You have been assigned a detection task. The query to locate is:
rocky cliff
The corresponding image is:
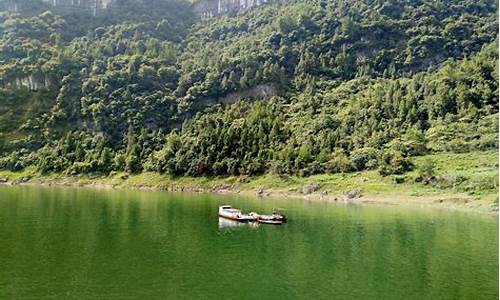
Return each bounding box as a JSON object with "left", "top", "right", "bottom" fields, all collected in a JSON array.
[
  {"left": 193, "top": 0, "right": 278, "bottom": 19},
  {"left": 1, "top": 0, "right": 113, "bottom": 15}
]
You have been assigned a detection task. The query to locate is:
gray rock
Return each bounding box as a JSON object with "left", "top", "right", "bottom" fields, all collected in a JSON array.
[
  {"left": 346, "top": 189, "right": 363, "bottom": 199},
  {"left": 303, "top": 183, "right": 320, "bottom": 194},
  {"left": 0, "top": 176, "right": 8, "bottom": 183},
  {"left": 20, "top": 176, "right": 31, "bottom": 183},
  {"left": 212, "top": 184, "right": 232, "bottom": 193}
]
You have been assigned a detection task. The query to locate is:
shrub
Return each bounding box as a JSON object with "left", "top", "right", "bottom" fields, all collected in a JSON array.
[
  {"left": 417, "top": 158, "right": 436, "bottom": 184},
  {"left": 113, "top": 153, "right": 126, "bottom": 171},
  {"left": 67, "top": 162, "right": 93, "bottom": 175},
  {"left": 349, "top": 147, "right": 379, "bottom": 171},
  {"left": 0, "top": 151, "right": 24, "bottom": 171},
  {"left": 447, "top": 138, "right": 470, "bottom": 153},
  {"left": 392, "top": 175, "right": 406, "bottom": 184},
  {"left": 476, "top": 133, "right": 498, "bottom": 150},
  {"left": 464, "top": 175, "right": 499, "bottom": 194},
  {"left": 325, "top": 149, "right": 351, "bottom": 174},
  {"left": 401, "top": 127, "right": 427, "bottom": 156},
  {"left": 378, "top": 149, "right": 413, "bottom": 176}
]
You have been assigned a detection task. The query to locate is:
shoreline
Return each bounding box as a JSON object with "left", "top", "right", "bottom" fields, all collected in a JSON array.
[{"left": 0, "top": 169, "right": 498, "bottom": 215}]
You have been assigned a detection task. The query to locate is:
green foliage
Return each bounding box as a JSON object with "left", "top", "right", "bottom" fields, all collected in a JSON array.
[
  {"left": 0, "top": 0, "right": 498, "bottom": 179},
  {"left": 378, "top": 149, "right": 413, "bottom": 176},
  {"left": 0, "top": 150, "right": 24, "bottom": 171},
  {"left": 417, "top": 158, "right": 436, "bottom": 184},
  {"left": 349, "top": 147, "right": 379, "bottom": 171},
  {"left": 325, "top": 149, "right": 351, "bottom": 174}
]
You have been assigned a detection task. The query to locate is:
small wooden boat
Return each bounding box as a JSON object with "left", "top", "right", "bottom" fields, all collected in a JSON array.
[
  {"left": 250, "top": 211, "right": 288, "bottom": 225},
  {"left": 218, "top": 205, "right": 256, "bottom": 222},
  {"left": 257, "top": 218, "right": 283, "bottom": 225}
]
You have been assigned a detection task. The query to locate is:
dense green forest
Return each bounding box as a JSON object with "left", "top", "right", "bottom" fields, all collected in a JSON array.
[{"left": 0, "top": 0, "right": 498, "bottom": 179}]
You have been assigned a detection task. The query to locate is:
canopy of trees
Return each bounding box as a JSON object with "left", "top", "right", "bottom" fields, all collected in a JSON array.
[{"left": 0, "top": 0, "right": 498, "bottom": 177}]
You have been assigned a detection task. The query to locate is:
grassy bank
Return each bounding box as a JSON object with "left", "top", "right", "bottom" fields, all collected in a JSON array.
[{"left": 0, "top": 150, "right": 498, "bottom": 213}]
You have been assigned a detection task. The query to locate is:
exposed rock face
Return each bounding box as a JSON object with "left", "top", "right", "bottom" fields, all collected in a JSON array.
[
  {"left": 303, "top": 183, "right": 320, "bottom": 194},
  {"left": 1, "top": 1, "right": 18, "bottom": 12},
  {"left": 1, "top": 0, "right": 113, "bottom": 16},
  {"left": 2, "top": 75, "right": 54, "bottom": 91},
  {"left": 346, "top": 189, "right": 363, "bottom": 199},
  {"left": 193, "top": 0, "right": 282, "bottom": 19},
  {"left": 211, "top": 184, "right": 233, "bottom": 193},
  {"left": 45, "top": 0, "right": 113, "bottom": 16},
  {"left": 193, "top": 84, "right": 277, "bottom": 115},
  {"left": 218, "top": 84, "right": 276, "bottom": 105}
]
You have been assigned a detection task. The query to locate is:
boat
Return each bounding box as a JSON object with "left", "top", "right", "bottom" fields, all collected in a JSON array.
[
  {"left": 218, "top": 205, "right": 257, "bottom": 222},
  {"left": 257, "top": 218, "right": 283, "bottom": 225},
  {"left": 249, "top": 211, "right": 288, "bottom": 225}
]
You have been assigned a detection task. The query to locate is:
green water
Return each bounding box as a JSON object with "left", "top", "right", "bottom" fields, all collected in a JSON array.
[{"left": 0, "top": 185, "right": 497, "bottom": 300}]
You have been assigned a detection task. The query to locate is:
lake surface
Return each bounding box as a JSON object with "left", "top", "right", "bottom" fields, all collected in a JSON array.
[{"left": 0, "top": 185, "right": 497, "bottom": 299}]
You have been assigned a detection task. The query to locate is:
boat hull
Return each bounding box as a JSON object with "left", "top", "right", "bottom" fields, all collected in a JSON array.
[
  {"left": 258, "top": 219, "right": 283, "bottom": 225},
  {"left": 218, "top": 213, "right": 256, "bottom": 222},
  {"left": 256, "top": 214, "right": 287, "bottom": 223},
  {"left": 218, "top": 205, "right": 285, "bottom": 224}
]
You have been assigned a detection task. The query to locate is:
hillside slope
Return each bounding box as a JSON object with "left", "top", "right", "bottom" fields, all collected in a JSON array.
[{"left": 0, "top": 0, "right": 497, "bottom": 197}]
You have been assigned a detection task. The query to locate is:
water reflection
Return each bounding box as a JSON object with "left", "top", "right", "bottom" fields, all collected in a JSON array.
[
  {"left": 218, "top": 217, "right": 259, "bottom": 229},
  {"left": 0, "top": 185, "right": 497, "bottom": 300}
]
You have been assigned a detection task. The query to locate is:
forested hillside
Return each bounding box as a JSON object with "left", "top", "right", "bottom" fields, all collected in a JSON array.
[{"left": 0, "top": 0, "right": 498, "bottom": 179}]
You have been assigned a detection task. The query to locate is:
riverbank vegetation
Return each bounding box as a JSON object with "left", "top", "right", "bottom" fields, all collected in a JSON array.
[
  {"left": 0, "top": 0, "right": 498, "bottom": 209},
  {"left": 1, "top": 150, "right": 497, "bottom": 212}
]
